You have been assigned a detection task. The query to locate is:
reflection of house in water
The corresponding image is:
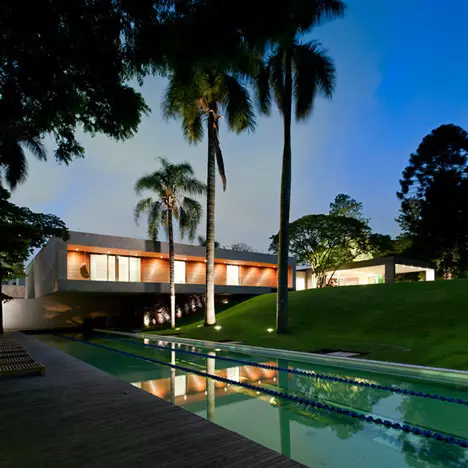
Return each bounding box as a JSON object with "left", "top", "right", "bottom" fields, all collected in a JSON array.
[{"left": 131, "top": 362, "right": 278, "bottom": 406}]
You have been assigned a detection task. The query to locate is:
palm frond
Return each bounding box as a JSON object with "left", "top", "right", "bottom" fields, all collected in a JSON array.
[
  {"left": 268, "top": 48, "right": 285, "bottom": 114},
  {"left": 180, "top": 175, "right": 206, "bottom": 196},
  {"left": 182, "top": 111, "right": 204, "bottom": 143},
  {"left": 147, "top": 201, "right": 163, "bottom": 242},
  {"left": 134, "top": 172, "right": 164, "bottom": 195},
  {"left": 222, "top": 74, "right": 256, "bottom": 133},
  {"left": 255, "top": 60, "right": 272, "bottom": 115},
  {"left": 293, "top": 41, "right": 336, "bottom": 121},
  {"left": 179, "top": 197, "right": 203, "bottom": 241},
  {"left": 213, "top": 130, "right": 227, "bottom": 191},
  {"left": 23, "top": 137, "right": 47, "bottom": 161},
  {"left": 134, "top": 197, "right": 154, "bottom": 225},
  {"left": 0, "top": 140, "right": 28, "bottom": 189}
]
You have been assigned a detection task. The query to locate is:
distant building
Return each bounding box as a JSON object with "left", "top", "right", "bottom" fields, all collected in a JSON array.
[{"left": 296, "top": 256, "right": 435, "bottom": 290}]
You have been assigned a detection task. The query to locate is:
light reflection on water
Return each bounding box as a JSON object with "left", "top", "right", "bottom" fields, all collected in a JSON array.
[
  {"left": 40, "top": 335, "right": 468, "bottom": 468},
  {"left": 130, "top": 353, "right": 468, "bottom": 468}
]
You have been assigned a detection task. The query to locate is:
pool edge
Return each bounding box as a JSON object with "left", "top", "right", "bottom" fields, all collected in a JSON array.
[{"left": 94, "top": 328, "right": 468, "bottom": 387}]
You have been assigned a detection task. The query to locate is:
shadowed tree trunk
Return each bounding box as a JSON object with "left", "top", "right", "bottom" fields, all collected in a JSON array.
[
  {"left": 168, "top": 208, "right": 176, "bottom": 329},
  {"left": 277, "top": 49, "right": 293, "bottom": 334},
  {"left": 205, "top": 106, "right": 217, "bottom": 326},
  {"left": 0, "top": 265, "right": 4, "bottom": 335}
]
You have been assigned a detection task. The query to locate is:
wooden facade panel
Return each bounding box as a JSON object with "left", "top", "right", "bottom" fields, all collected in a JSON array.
[
  {"left": 67, "top": 251, "right": 290, "bottom": 287},
  {"left": 240, "top": 266, "right": 276, "bottom": 287},
  {"left": 213, "top": 264, "right": 227, "bottom": 285},
  {"left": 67, "top": 252, "right": 90, "bottom": 280},
  {"left": 141, "top": 258, "right": 169, "bottom": 283},
  {"left": 186, "top": 262, "right": 206, "bottom": 285}
]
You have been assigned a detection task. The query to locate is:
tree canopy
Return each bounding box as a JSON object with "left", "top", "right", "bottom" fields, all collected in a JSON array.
[
  {"left": 329, "top": 193, "right": 367, "bottom": 222},
  {"left": 269, "top": 214, "right": 371, "bottom": 287},
  {"left": 397, "top": 124, "right": 468, "bottom": 277},
  {"left": 0, "top": 0, "right": 160, "bottom": 188}
]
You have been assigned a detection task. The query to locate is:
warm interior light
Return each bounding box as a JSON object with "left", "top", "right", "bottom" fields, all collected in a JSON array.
[
  {"left": 75, "top": 248, "right": 78, "bottom": 251},
  {"left": 107, "top": 251, "right": 110, "bottom": 254},
  {"left": 184, "top": 258, "right": 186, "bottom": 260}
]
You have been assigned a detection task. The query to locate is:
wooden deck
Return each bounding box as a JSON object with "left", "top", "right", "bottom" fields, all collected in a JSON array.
[{"left": 0, "top": 333, "right": 301, "bottom": 468}]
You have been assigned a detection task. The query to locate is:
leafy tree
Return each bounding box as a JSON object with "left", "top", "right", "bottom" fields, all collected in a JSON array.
[
  {"left": 257, "top": 1, "right": 345, "bottom": 332},
  {"left": 0, "top": 187, "right": 68, "bottom": 333},
  {"left": 230, "top": 243, "right": 256, "bottom": 252},
  {"left": 329, "top": 194, "right": 367, "bottom": 222},
  {"left": 163, "top": 68, "right": 255, "bottom": 326},
  {"left": 134, "top": 157, "right": 206, "bottom": 329},
  {"left": 397, "top": 124, "right": 468, "bottom": 278},
  {"left": 269, "top": 214, "right": 370, "bottom": 288},
  {"left": 0, "top": 0, "right": 159, "bottom": 189}
]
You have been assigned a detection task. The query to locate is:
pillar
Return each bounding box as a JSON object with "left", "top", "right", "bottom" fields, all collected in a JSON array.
[{"left": 384, "top": 260, "right": 396, "bottom": 284}]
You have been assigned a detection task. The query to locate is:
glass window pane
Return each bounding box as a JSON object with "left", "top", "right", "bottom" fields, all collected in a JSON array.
[
  {"left": 118, "top": 256, "right": 129, "bottom": 282},
  {"left": 174, "top": 261, "right": 186, "bottom": 284},
  {"left": 90, "top": 254, "right": 107, "bottom": 281},
  {"left": 226, "top": 265, "right": 239, "bottom": 285},
  {"left": 108, "top": 256, "right": 116, "bottom": 281},
  {"left": 129, "top": 257, "right": 141, "bottom": 282}
]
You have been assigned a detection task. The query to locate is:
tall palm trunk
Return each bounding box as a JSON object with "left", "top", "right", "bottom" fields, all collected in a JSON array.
[
  {"left": 168, "top": 209, "right": 176, "bottom": 329},
  {"left": 277, "top": 48, "right": 293, "bottom": 334},
  {"left": 205, "top": 106, "right": 217, "bottom": 326}
]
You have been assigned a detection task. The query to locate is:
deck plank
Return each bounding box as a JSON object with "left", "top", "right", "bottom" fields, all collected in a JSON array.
[{"left": 0, "top": 333, "right": 303, "bottom": 468}]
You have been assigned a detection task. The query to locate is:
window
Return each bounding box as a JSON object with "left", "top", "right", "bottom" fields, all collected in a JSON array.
[
  {"left": 90, "top": 254, "right": 108, "bottom": 281},
  {"left": 129, "top": 257, "right": 141, "bottom": 282},
  {"left": 174, "top": 261, "right": 186, "bottom": 284},
  {"left": 118, "top": 256, "right": 129, "bottom": 282},
  {"left": 89, "top": 253, "right": 141, "bottom": 282},
  {"left": 108, "top": 256, "right": 116, "bottom": 281},
  {"left": 226, "top": 265, "right": 239, "bottom": 285}
]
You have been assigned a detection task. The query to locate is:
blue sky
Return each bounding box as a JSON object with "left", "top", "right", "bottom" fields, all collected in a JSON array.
[{"left": 11, "top": 0, "right": 468, "bottom": 252}]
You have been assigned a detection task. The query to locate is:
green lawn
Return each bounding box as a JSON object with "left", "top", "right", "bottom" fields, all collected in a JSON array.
[{"left": 152, "top": 280, "right": 468, "bottom": 371}]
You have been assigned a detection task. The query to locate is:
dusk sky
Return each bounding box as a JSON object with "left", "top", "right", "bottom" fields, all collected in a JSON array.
[{"left": 11, "top": 0, "right": 468, "bottom": 252}]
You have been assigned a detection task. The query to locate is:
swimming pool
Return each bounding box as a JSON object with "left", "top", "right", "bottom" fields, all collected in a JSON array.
[{"left": 38, "top": 333, "right": 468, "bottom": 468}]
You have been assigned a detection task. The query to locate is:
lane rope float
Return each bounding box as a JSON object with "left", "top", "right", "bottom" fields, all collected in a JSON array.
[
  {"left": 95, "top": 332, "right": 468, "bottom": 407},
  {"left": 56, "top": 334, "right": 468, "bottom": 449}
]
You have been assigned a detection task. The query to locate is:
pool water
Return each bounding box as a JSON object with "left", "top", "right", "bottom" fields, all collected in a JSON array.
[{"left": 38, "top": 334, "right": 468, "bottom": 468}]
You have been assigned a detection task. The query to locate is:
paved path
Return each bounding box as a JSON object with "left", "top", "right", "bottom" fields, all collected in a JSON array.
[{"left": 0, "top": 333, "right": 301, "bottom": 468}]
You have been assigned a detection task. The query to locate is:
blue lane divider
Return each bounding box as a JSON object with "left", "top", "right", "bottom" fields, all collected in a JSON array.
[
  {"left": 56, "top": 334, "right": 468, "bottom": 449},
  {"left": 95, "top": 332, "right": 468, "bottom": 407}
]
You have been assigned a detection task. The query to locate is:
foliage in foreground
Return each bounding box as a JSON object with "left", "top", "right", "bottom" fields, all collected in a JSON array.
[{"left": 0, "top": 187, "right": 68, "bottom": 332}]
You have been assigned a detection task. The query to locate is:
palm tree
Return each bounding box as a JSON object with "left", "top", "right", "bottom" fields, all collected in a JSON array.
[
  {"left": 134, "top": 157, "right": 206, "bottom": 329},
  {"left": 257, "top": 1, "right": 345, "bottom": 333},
  {"left": 163, "top": 69, "right": 255, "bottom": 326},
  {"left": 0, "top": 133, "right": 46, "bottom": 189}
]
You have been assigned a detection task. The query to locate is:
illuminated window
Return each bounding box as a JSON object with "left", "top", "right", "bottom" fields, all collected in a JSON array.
[
  {"left": 174, "top": 261, "right": 186, "bottom": 284},
  {"left": 108, "top": 256, "right": 116, "bottom": 281},
  {"left": 90, "top": 254, "right": 108, "bottom": 281},
  {"left": 118, "top": 256, "right": 129, "bottom": 282},
  {"left": 174, "top": 375, "right": 187, "bottom": 397},
  {"left": 129, "top": 257, "right": 141, "bottom": 281},
  {"left": 226, "top": 265, "right": 239, "bottom": 285}
]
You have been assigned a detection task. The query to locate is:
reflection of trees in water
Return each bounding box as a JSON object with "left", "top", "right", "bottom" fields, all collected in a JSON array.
[
  {"left": 399, "top": 435, "right": 467, "bottom": 468},
  {"left": 398, "top": 397, "right": 468, "bottom": 468},
  {"left": 290, "top": 372, "right": 388, "bottom": 439}
]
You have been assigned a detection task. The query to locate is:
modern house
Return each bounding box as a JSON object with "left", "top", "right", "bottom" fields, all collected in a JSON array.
[
  {"left": 4, "top": 232, "right": 295, "bottom": 330},
  {"left": 296, "top": 256, "right": 435, "bottom": 290}
]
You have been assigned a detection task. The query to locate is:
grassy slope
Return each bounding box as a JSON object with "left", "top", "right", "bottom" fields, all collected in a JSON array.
[{"left": 153, "top": 280, "right": 468, "bottom": 370}]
